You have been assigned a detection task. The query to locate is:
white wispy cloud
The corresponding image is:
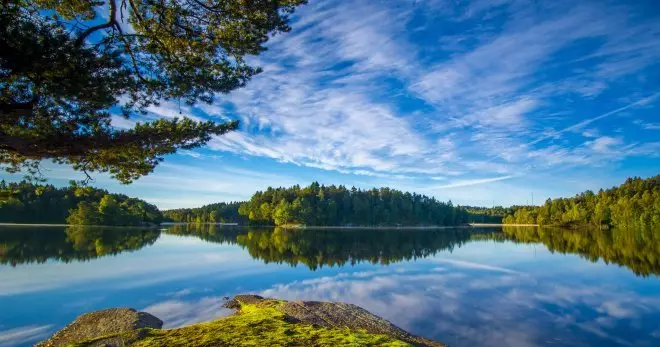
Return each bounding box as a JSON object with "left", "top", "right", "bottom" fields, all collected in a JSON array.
[
  {"left": 633, "top": 119, "right": 660, "bottom": 130},
  {"left": 586, "top": 136, "right": 624, "bottom": 154},
  {"left": 429, "top": 258, "right": 523, "bottom": 274},
  {"left": 426, "top": 175, "right": 516, "bottom": 190},
  {"left": 177, "top": 1, "right": 462, "bottom": 177},
  {"left": 530, "top": 92, "right": 660, "bottom": 146},
  {"left": 110, "top": 115, "right": 137, "bottom": 129},
  {"left": 193, "top": 0, "right": 659, "bottom": 182},
  {"left": 257, "top": 257, "right": 660, "bottom": 347},
  {"left": 28, "top": 0, "right": 660, "bottom": 206}
]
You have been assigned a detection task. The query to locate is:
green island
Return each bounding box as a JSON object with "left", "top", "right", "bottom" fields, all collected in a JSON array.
[{"left": 164, "top": 182, "right": 471, "bottom": 226}]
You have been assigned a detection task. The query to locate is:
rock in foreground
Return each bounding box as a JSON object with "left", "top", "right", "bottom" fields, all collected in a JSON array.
[
  {"left": 36, "top": 308, "right": 162, "bottom": 347},
  {"left": 226, "top": 295, "right": 444, "bottom": 346},
  {"left": 39, "top": 295, "right": 445, "bottom": 346}
]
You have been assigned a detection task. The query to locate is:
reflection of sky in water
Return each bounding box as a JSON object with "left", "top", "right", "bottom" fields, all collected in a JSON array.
[{"left": 1, "top": 232, "right": 660, "bottom": 346}]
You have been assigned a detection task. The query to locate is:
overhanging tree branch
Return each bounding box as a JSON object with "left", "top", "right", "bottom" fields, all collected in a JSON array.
[
  {"left": 1, "top": 0, "right": 307, "bottom": 183},
  {"left": 75, "top": 0, "right": 118, "bottom": 46}
]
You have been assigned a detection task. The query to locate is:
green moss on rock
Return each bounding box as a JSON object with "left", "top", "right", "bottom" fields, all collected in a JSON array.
[
  {"left": 48, "top": 295, "right": 445, "bottom": 347},
  {"left": 134, "top": 302, "right": 409, "bottom": 347}
]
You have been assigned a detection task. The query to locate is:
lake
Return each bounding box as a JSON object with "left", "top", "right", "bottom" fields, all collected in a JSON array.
[{"left": 1, "top": 225, "right": 659, "bottom": 346}]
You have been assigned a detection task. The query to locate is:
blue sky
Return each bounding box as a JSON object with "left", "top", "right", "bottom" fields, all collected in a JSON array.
[{"left": 4, "top": 0, "right": 660, "bottom": 208}]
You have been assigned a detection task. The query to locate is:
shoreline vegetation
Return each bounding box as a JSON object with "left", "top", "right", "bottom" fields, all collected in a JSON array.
[
  {"left": 0, "top": 222, "right": 538, "bottom": 229},
  {"left": 0, "top": 181, "right": 162, "bottom": 226},
  {"left": 1, "top": 175, "right": 657, "bottom": 229},
  {"left": 0, "top": 222, "right": 539, "bottom": 230},
  {"left": 37, "top": 295, "right": 445, "bottom": 347},
  {"left": 501, "top": 175, "right": 659, "bottom": 230},
  {"left": 165, "top": 182, "right": 471, "bottom": 227}
]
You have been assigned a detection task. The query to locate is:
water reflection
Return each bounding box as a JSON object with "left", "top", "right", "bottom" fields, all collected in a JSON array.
[
  {"left": 1, "top": 225, "right": 659, "bottom": 346},
  {"left": 165, "top": 224, "right": 660, "bottom": 277},
  {"left": 165, "top": 224, "right": 498, "bottom": 269},
  {"left": 257, "top": 263, "right": 660, "bottom": 347},
  {"left": 0, "top": 226, "right": 160, "bottom": 266},
  {"left": 501, "top": 226, "right": 660, "bottom": 277},
  {"left": 2, "top": 224, "right": 659, "bottom": 277}
]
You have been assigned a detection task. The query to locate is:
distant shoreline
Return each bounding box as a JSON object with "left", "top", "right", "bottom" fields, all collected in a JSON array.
[
  {"left": 283, "top": 223, "right": 538, "bottom": 229},
  {"left": 469, "top": 223, "right": 538, "bottom": 227},
  {"left": 0, "top": 223, "right": 70, "bottom": 227},
  {"left": 285, "top": 225, "right": 469, "bottom": 230},
  {"left": 0, "top": 223, "right": 159, "bottom": 228},
  {"left": 0, "top": 222, "right": 538, "bottom": 229}
]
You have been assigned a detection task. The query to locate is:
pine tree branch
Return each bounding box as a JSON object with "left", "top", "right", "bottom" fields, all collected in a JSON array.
[{"left": 75, "top": 0, "right": 118, "bottom": 46}]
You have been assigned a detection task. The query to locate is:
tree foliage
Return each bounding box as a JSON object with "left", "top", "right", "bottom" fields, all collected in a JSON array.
[
  {"left": 238, "top": 182, "right": 470, "bottom": 226},
  {"left": 163, "top": 201, "right": 246, "bottom": 224},
  {"left": 502, "top": 175, "right": 660, "bottom": 229},
  {"left": 0, "top": 180, "right": 162, "bottom": 225},
  {"left": 463, "top": 206, "right": 515, "bottom": 223},
  {"left": 0, "top": 0, "right": 305, "bottom": 182}
]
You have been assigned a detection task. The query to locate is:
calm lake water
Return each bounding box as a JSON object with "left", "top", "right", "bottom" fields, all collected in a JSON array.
[{"left": 1, "top": 225, "right": 659, "bottom": 346}]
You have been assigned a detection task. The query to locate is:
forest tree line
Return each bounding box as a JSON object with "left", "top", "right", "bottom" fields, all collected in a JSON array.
[
  {"left": 463, "top": 206, "right": 518, "bottom": 224},
  {"left": 163, "top": 202, "right": 246, "bottom": 224},
  {"left": 0, "top": 181, "right": 162, "bottom": 226},
  {"left": 236, "top": 182, "right": 470, "bottom": 226},
  {"left": 502, "top": 175, "right": 660, "bottom": 229},
  {"left": 162, "top": 192, "right": 521, "bottom": 226},
  {"left": 3, "top": 176, "right": 657, "bottom": 228}
]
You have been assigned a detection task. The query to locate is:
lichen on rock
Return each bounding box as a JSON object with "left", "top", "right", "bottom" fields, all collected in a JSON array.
[
  {"left": 224, "top": 295, "right": 445, "bottom": 347},
  {"left": 36, "top": 308, "right": 162, "bottom": 347},
  {"left": 39, "top": 295, "right": 446, "bottom": 347}
]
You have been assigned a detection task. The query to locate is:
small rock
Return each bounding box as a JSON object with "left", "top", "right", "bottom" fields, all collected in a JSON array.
[
  {"left": 37, "top": 308, "right": 162, "bottom": 347},
  {"left": 223, "top": 294, "right": 265, "bottom": 309}
]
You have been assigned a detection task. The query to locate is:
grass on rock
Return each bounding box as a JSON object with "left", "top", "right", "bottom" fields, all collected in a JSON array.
[{"left": 70, "top": 299, "right": 411, "bottom": 347}]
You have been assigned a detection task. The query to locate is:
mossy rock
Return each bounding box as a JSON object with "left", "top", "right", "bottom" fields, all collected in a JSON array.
[
  {"left": 36, "top": 308, "right": 162, "bottom": 347},
  {"left": 41, "top": 295, "right": 446, "bottom": 347},
  {"left": 224, "top": 295, "right": 444, "bottom": 346}
]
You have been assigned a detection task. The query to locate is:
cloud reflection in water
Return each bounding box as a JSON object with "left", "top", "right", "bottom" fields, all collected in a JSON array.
[{"left": 256, "top": 264, "right": 660, "bottom": 347}]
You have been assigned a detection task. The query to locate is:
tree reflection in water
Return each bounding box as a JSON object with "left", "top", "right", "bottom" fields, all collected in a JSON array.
[
  {"left": 0, "top": 226, "right": 160, "bottom": 266},
  {"left": 2, "top": 224, "right": 656, "bottom": 277},
  {"left": 165, "top": 224, "right": 660, "bottom": 276}
]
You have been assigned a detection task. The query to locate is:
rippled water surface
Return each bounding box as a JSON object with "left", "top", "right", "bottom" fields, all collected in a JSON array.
[{"left": 1, "top": 225, "right": 659, "bottom": 346}]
